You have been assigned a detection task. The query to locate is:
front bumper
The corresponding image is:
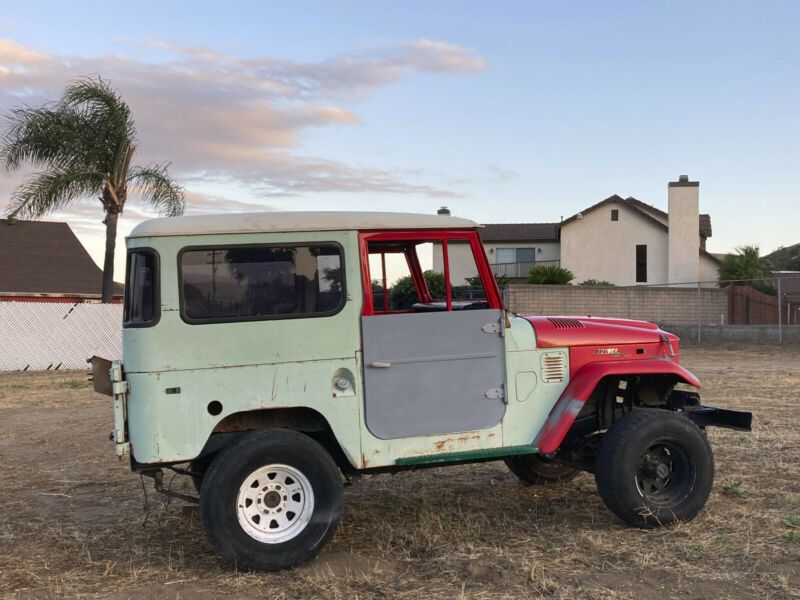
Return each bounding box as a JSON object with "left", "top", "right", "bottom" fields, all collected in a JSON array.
[{"left": 682, "top": 405, "right": 753, "bottom": 431}]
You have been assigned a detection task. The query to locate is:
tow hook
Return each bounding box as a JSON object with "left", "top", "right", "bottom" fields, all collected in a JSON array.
[{"left": 152, "top": 469, "right": 200, "bottom": 504}]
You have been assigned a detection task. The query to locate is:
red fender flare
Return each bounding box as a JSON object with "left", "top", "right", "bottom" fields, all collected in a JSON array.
[{"left": 534, "top": 359, "right": 701, "bottom": 455}]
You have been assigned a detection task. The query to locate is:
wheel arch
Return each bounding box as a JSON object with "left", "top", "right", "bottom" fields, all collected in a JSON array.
[
  {"left": 535, "top": 359, "right": 701, "bottom": 454},
  {"left": 196, "top": 407, "right": 357, "bottom": 472}
]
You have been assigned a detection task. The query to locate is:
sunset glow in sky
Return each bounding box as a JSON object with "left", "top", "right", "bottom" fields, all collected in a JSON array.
[{"left": 1, "top": 1, "right": 797, "bottom": 278}]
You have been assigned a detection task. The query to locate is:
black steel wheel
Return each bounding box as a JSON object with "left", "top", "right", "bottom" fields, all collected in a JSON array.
[
  {"left": 595, "top": 409, "right": 714, "bottom": 528},
  {"left": 504, "top": 453, "right": 580, "bottom": 485}
]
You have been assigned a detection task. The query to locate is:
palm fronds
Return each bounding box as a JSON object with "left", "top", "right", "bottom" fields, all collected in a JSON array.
[
  {"left": 6, "top": 168, "right": 105, "bottom": 219},
  {"left": 128, "top": 164, "right": 186, "bottom": 216},
  {"left": 1, "top": 76, "right": 184, "bottom": 218}
]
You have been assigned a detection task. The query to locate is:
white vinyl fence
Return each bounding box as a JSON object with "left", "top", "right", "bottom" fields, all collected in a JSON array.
[{"left": 0, "top": 302, "right": 122, "bottom": 371}]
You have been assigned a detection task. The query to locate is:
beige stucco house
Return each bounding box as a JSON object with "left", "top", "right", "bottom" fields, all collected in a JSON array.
[
  {"left": 435, "top": 175, "right": 719, "bottom": 289},
  {"left": 560, "top": 176, "right": 719, "bottom": 287}
]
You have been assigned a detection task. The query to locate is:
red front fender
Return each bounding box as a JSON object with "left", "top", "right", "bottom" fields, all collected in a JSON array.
[{"left": 534, "top": 359, "right": 701, "bottom": 454}]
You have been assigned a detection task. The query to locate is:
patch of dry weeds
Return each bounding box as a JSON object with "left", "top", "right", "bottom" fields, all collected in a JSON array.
[{"left": 0, "top": 346, "right": 798, "bottom": 599}]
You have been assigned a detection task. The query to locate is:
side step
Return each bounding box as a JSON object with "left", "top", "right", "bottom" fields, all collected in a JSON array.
[{"left": 395, "top": 444, "right": 538, "bottom": 466}]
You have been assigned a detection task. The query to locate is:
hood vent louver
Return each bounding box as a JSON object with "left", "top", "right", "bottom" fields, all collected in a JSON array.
[{"left": 547, "top": 317, "right": 584, "bottom": 330}]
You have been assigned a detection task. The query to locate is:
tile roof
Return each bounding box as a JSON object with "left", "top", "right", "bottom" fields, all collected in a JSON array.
[
  {"left": 479, "top": 222, "right": 560, "bottom": 242},
  {"left": 561, "top": 195, "right": 712, "bottom": 238},
  {"left": 0, "top": 218, "right": 123, "bottom": 297}
]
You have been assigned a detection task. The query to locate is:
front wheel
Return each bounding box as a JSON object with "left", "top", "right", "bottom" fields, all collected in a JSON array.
[
  {"left": 595, "top": 409, "right": 714, "bottom": 528},
  {"left": 200, "top": 430, "right": 344, "bottom": 571}
]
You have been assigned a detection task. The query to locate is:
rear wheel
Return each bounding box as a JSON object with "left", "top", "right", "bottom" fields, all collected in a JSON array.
[
  {"left": 595, "top": 409, "right": 714, "bottom": 528},
  {"left": 504, "top": 454, "right": 580, "bottom": 485},
  {"left": 188, "top": 454, "right": 215, "bottom": 492},
  {"left": 200, "top": 429, "right": 343, "bottom": 571}
]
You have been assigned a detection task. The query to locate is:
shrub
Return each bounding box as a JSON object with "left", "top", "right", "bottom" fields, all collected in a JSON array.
[
  {"left": 390, "top": 270, "right": 446, "bottom": 309},
  {"left": 579, "top": 279, "right": 615, "bottom": 287},
  {"left": 466, "top": 274, "right": 510, "bottom": 287},
  {"left": 527, "top": 265, "right": 574, "bottom": 285}
]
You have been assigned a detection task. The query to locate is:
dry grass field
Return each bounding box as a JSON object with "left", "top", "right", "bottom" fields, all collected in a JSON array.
[{"left": 0, "top": 346, "right": 798, "bottom": 599}]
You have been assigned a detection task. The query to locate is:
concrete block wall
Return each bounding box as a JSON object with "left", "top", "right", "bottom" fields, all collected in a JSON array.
[{"left": 504, "top": 284, "right": 728, "bottom": 325}]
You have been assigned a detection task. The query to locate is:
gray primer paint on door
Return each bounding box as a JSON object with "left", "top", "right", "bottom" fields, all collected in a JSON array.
[{"left": 361, "top": 309, "right": 506, "bottom": 439}]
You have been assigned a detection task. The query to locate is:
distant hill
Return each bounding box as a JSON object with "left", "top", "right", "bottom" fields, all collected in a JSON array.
[{"left": 765, "top": 243, "right": 800, "bottom": 271}]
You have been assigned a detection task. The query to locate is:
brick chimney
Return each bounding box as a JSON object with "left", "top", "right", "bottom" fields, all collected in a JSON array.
[{"left": 667, "top": 175, "right": 700, "bottom": 286}]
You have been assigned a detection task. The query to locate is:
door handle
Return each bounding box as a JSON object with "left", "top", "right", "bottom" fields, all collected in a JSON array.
[{"left": 371, "top": 361, "right": 392, "bottom": 368}]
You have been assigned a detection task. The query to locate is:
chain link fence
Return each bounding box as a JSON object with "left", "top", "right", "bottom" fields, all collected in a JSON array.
[
  {"left": 3, "top": 274, "right": 798, "bottom": 372},
  {"left": 0, "top": 302, "right": 122, "bottom": 371},
  {"left": 502, "top": 275, "right": 800, "bottom": 344}
]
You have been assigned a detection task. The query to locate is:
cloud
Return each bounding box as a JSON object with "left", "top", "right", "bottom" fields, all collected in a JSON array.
[
  {"left": 0, "top": 36, "right": 485, "bottom": 208},
  {"left": 404, "top": 39, "right": 488, "bottom": 73}
]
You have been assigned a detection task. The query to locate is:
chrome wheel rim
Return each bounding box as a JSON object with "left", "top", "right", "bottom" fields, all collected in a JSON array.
[{"left": 236, "top": 464, "right": 314, "bottom": 544}]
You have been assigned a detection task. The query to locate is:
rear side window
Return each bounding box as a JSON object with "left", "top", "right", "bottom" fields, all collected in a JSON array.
[
  {"left": 179, "top": 244, "right": 344, "bottom": 323},
  {"left": 124, "top": 250, "right": 159, "bottom": 327}
]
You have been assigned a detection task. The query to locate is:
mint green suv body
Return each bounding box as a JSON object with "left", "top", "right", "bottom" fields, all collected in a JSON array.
[
  {"left": 107, "top": 211, "right": 750, "bottom": 572},
  {"left": 118, "top": 212, "right": 563, "bottom": 471}
]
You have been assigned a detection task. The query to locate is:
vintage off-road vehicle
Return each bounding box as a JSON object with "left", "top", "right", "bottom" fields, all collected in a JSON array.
[{"left": 98, "top": 211, "right": 751, "bottom": 571}]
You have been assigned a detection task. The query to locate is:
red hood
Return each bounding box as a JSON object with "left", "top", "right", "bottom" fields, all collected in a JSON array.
[{"left": 524, "top": 316, "right": 678, "bottom": 348}]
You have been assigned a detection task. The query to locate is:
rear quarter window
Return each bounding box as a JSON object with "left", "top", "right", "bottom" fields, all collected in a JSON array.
[
  {"left": 124, "top": 250, "right": 159, "bottom": 327},
  {"left": 179, "top": 243, "right": 345, "bottom": 324}
]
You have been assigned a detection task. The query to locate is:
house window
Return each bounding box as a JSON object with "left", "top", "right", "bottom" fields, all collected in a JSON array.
[
  {"left": 611, "top": 209, "right": 619, "bottom": 221},
  {"left": 495, "top": 248, "right": 516, "bottom": 264},
  {"left": 179, "top": 244, "right": 344, "bottom": 323},
  {"left": 516, "top": 247, "right": 537, "bottom": 263},
  {"left": 636, "top": 244, "right": 648, "bottom": 283},
  {"left": 494, "top": 247, "right": 536, "bottom": 264}
]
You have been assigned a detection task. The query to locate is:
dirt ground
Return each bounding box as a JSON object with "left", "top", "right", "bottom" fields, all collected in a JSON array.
[{"left": 0, "top": 346, "right": 798, "bottom": 599}]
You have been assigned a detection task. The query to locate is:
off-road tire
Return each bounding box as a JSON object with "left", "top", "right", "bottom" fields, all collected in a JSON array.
[
  {"left": 504, "top": 454, "right": 580, "bottom": 485},
  {"left": 189, "top": 454, "right": 215, "bottom": 492},
  {"left": 595, "top": 409, "right": 714, "bottom": 528},
  {"left": 200, "top": 429, "right": 344, "bottom": 571}
]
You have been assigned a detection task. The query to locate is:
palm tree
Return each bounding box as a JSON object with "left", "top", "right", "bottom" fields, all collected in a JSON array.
[
  {"left": 719, "top": 244, "right": 776, "bottom": 295},
  {"left": 1, "top": 77, "right": 185, "bottom": 302}
]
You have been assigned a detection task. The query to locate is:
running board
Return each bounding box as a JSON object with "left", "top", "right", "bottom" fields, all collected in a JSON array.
[{"left": 395, "top": 444, "right": 538, "bottom": 466}]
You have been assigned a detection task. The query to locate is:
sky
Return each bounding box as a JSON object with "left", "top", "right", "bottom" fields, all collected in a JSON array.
[{"left": 0, "top": 1, "right": 797, "bottom": 279}]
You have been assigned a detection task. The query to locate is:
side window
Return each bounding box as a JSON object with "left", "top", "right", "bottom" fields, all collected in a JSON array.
[
  {"left": 124, "top": 250, "right": 159, "bottom": 327},
  {"left": 443, "top": 240, "right": 487, "bottom": 303},
  {"left": 369, "top": 246, "right": 419, "bottom": 312},
  {"left": 367, "top": 242, "right": 420, "bottom": 311},
  {"left": 180, "top": 244, "right": 344, "bottom": 323},
  {"left": 366, "top": 237, "right": 489, "bottom": 314}
]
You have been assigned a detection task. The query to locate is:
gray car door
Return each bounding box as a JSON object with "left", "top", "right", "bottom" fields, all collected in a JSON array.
[{"left": 361, "top": 308, "right": 506, "bottom": 439}]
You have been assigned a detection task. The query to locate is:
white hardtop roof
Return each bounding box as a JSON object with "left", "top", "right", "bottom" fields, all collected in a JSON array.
[{"left": 129, "top": 211, "right": 479, "bottom": 238}]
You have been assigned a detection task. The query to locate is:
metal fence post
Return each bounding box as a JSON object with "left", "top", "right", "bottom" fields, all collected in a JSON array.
[
  {"left": 626, "top": 287, "right": 631, "bottom": 319},
  {"left": 778, "top": 277, "right": 782, "bottom": 345},
  {"left": 697, "top": 284, "right": 702, "bottom": 343}
]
